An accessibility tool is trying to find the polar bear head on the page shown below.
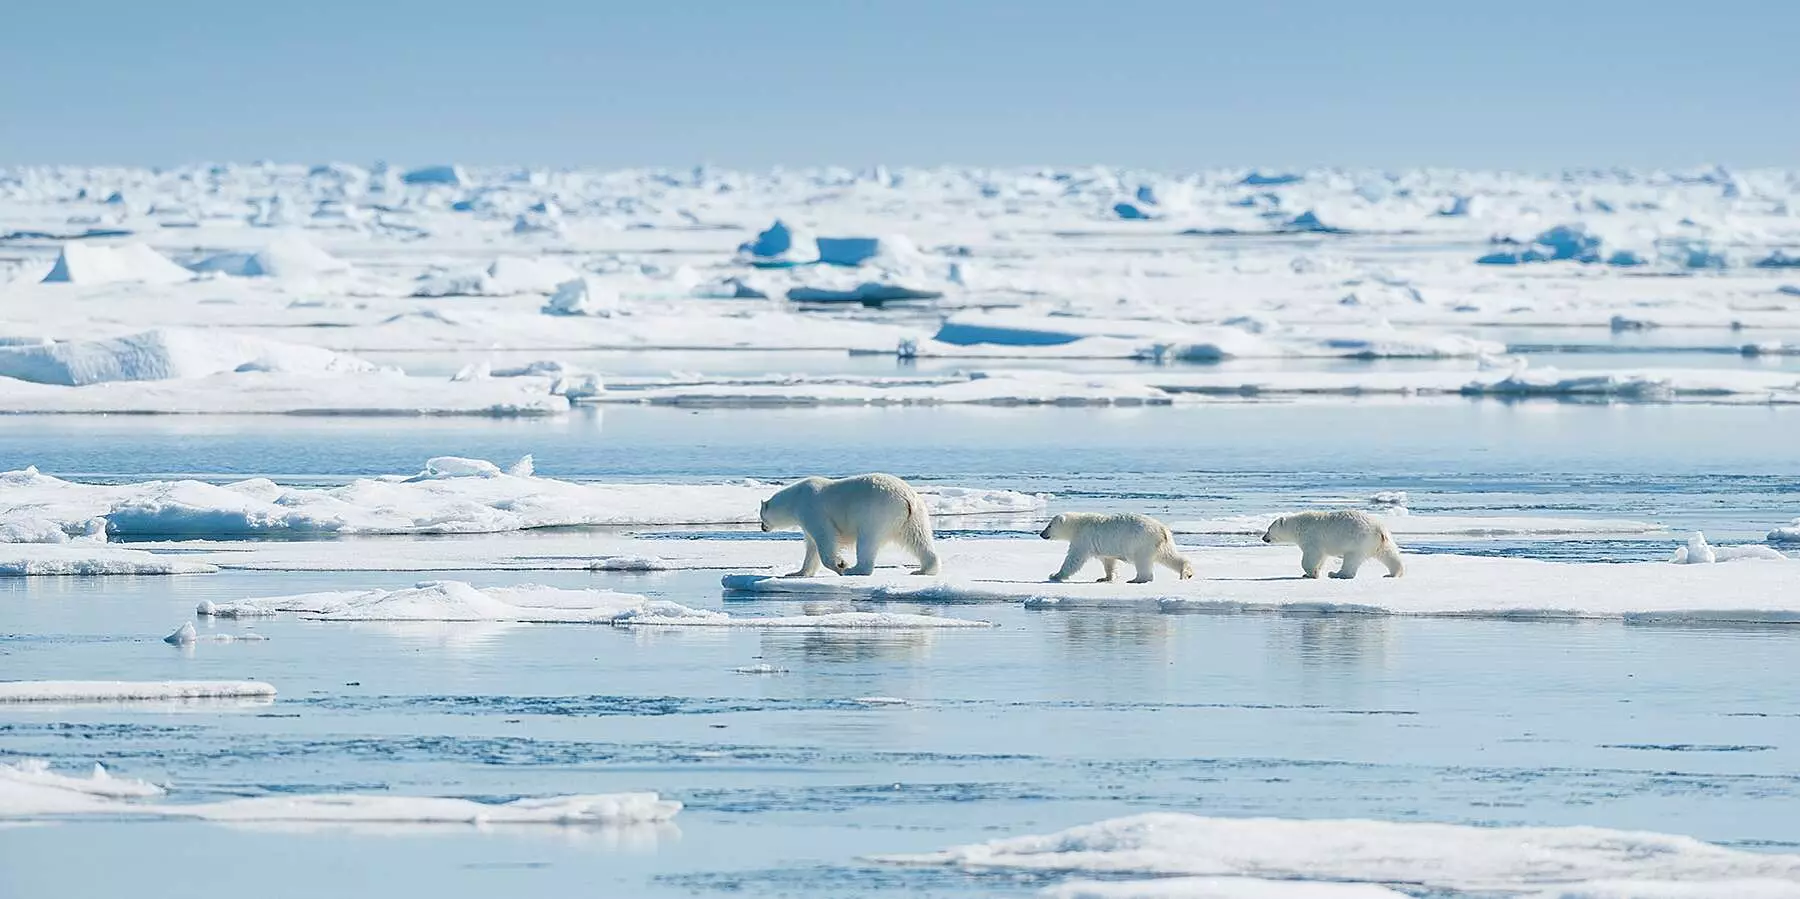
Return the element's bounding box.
[1040,513,1072,541]
[1261,516,1296,545]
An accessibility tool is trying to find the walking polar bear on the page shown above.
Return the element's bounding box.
[759,473,940,577]
[1041,512,1194,583]
[1262,510,1405,579]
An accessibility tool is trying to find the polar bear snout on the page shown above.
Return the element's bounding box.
[1039,525,1054,540]
[761,521,772,532]
[1261,531,1273,543]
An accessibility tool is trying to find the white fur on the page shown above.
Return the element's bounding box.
[1040,512,1194,583]
[759,473,940,577]
[1261,510,1405,579]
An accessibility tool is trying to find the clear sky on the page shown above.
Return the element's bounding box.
[4,0,1796,170]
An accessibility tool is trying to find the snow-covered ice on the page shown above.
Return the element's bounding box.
[0,460,1045,538]
[722,539,1798,622]
[0,543,218,576]
[878,812,1800,895]
[0,759,679,826]
[0,328,377,386]
[0,681,276,702]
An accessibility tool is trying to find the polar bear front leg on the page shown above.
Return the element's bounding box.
[1049,546,1090,582]
[1097,557,1118,582]
[786,535,824,577]
[1330,552,1367,579]
[841,530,881,576]
[1299,545,1327,579]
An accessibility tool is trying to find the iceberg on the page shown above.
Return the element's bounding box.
[40,242,191,284]
[186,234,349,278]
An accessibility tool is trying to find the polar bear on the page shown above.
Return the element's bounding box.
[759,473,940,577]
[1041,512,1194,583]
[1261,510,1404,579]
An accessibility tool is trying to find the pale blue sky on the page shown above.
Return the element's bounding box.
[4,0,1796,169]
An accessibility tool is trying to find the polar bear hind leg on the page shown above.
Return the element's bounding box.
[896,505,939,575]
[1097,557,1118,582]
[1128,551,1158,584]
[842,528,884,576]
[1299,545,1328,579]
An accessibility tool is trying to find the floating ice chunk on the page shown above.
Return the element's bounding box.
[1111,200,1159,220]
[732,664,787,675]
[738,219,819,266]
[1437,195,1476,217]
[0,759,678,826]
[0,681,276,702]
[164,621,197,644]
[876,812,1800,893]
[400,164,466,186]
[816,236,893,266]
[1754,251,1800,269]
[1766,519,1800,544]
[187,235,349,278]
[1478,225,1603,265]
[588,555,674,572]
[1671,533,1786,564]
[0,513,105,544]
[542,277,618,316]
[0,328,377,386]
[1672,532,1717,564]
[40,242,192,284]
[163,621,267,644]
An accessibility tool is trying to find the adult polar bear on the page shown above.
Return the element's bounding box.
[1261,510,1405,579]
[1041,512,1194,583]
[759,473,941,577]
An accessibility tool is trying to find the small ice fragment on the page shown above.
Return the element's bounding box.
[164,622,197,645]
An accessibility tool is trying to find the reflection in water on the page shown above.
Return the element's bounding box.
[1280,614,1393,669]
[756,628,936,665]
[1054,610,1173,659]
[344,621,517,654]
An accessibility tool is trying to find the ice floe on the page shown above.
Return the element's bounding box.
[0,328,377,385]
[722,540,1798,622]
[0,681,276,702]
[0,460,1046,538]
[186,235,349,279]
[0,543,218,575]
[877,812,1800,895]
[0,759,679,826]
[1670,532,1789,564]
[0,369,570,415]
[1171,512,1667,540]
[197,580,992,628]
[1769,519,1800,544]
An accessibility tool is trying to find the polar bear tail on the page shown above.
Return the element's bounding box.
[1375,533,1405,578]
[899,495,940,575]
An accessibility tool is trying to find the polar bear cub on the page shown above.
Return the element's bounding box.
[759,473,940,577]
[1041,512,1194,583]
[1261,510,1405,579]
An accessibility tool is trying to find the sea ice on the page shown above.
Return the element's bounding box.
[0,759,679,826]
[186,234,349,279]
[0,543,218,576]
[0,328,378,385]
[877,813,1800,894]
[721,540,1799,622]
[0,460,1046,538]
